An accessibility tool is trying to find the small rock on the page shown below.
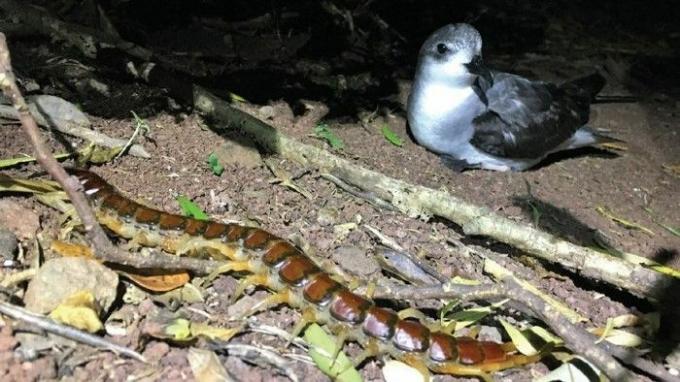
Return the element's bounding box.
[666,346,680,369]
[24,257,119,315]
[0,200,39,241]
[477,325,503,343]
[316,207,339,227]
[142,341,170,362]
[0,228,18,261]
[331,246,379,277]
[213,139,263,169]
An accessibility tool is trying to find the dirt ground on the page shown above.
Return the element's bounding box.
[1,0,679,381]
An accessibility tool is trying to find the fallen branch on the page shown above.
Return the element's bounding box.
[0,301,146,362]
[190,86,676,301]
[0,104,150,158]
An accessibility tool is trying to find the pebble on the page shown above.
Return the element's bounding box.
[24,257,119,315]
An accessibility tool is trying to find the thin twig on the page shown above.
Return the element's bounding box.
[0,104,150,158]
[320,173,396,211]
[0,301,146,362]
[372,282,504,301]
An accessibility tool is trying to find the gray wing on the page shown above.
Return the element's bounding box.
[470,73,586,159]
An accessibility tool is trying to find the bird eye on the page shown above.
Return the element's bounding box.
[436,43,448,54]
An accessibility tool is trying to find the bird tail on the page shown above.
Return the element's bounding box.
[581,126,627,151]
[561,72,606,101]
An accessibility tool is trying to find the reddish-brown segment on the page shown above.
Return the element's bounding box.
[135,207,161,225]
[303,273,341,305]
[262,241,297,267]
[429,333,459,362]
[278,255,320,286]
[158,213,186,231]
[330,289,371,323]
[184,219,208,236]
[457,337,485,365]
[65,168,541,377]
[203,222,228,239]
[393,320,430,352]
[244,229,274,249]
[363,307,398,339]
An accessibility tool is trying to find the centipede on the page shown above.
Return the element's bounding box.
[66,168,542,380]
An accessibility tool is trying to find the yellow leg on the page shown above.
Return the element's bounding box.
[287,308,316,346]
[330,328,349,369]
[231,290,294,320]
[364,280,377,299]
[206,260,255,283]
[352,338,380,367]
[229,274,271,304]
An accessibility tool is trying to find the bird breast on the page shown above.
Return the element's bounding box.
[408,82,483,153]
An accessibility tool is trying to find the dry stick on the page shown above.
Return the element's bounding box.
[192,87,675,301]
[0,34,222,277]
[372,282,505,301]
[0,301,146,362]
[0,105,151,158]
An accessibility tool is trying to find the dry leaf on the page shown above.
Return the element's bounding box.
[51,240,94,258]
[188,348,232,382]
[125,270,191,292]
[49,290,103,333]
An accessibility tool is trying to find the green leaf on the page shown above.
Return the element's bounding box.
[166,318,192,340]
[445,306,493,331]
[207,152,224,176]
[381,125,403,147]
[0,152,72,169]
[314,123,344,150]
[500,320,544,356]
[304,323,362,382]
[176,195,208,220]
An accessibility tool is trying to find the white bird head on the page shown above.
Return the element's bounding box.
[416,24,489,86]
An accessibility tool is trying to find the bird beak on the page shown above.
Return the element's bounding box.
[464,55,493,85]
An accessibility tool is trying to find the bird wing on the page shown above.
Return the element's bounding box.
[470,73,586,158]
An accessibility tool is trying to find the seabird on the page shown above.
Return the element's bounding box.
[407,23,619,171]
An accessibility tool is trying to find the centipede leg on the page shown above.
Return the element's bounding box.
[229,274,272,304]
[232,289,295,320]
[206,260,256,282]
[328,327,349,369]
[286,308,316,346]
[351,338,380,367]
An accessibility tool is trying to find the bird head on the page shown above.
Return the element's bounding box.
[417,24,491,86]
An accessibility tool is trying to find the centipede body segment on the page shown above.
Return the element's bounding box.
[67,168,542,379]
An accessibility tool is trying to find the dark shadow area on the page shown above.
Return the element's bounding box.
[510,192,600,247]
[532,147,621,171]
[652,248,679,266]
[8,0,679,122]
